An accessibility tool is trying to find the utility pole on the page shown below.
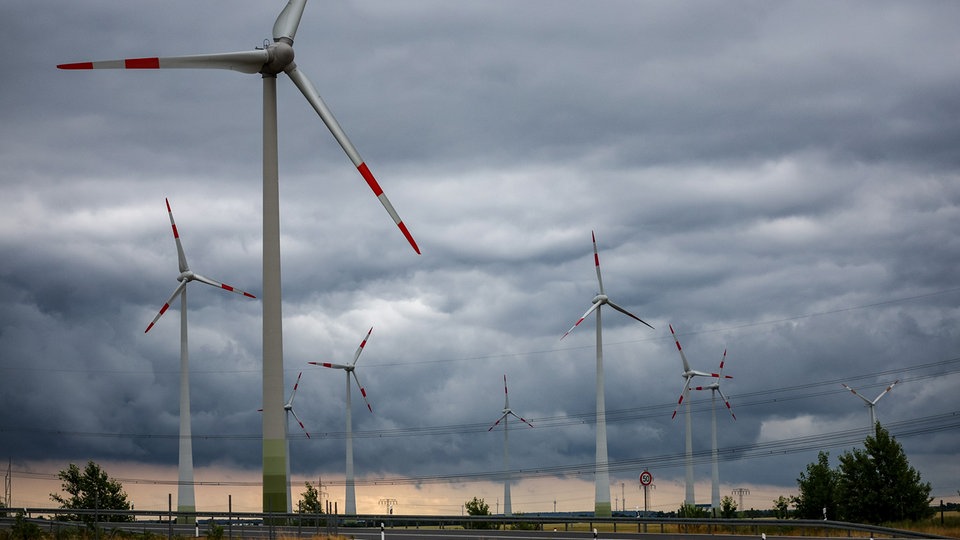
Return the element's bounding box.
[732,488,750,511]
[621,482,625,513]
[378,498,398,515]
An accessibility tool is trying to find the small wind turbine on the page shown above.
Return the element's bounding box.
[145,198,256,521]
[258,371,310,512]
[691,350,735,510]
[562,231,653,517]
[309,327,374,515]
[841,380,899,428]
[488,375,533,516]
[668,324,714,508]
[60,0,420,512]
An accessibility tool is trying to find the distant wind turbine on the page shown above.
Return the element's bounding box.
[60,0,420,512]
[668,324,714,508]
[309,327,374,515]
[691,350,735,510]
[260,371,311,512]
[841,380,899,428]
[145,198,256,521]
[562,231,654,517]
[488,375,533,516]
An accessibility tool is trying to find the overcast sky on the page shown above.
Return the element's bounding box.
[2,0,959,515]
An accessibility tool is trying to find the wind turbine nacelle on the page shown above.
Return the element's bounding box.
[178,271,195,282]
[261,41,295,75]
[592,294,608,304]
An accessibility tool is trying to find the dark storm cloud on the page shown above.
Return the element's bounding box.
[2,0,959,509]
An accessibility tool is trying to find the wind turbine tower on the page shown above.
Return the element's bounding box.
[145,199,256,521]
[488,375,533,516]
[562,231,654,516]
[691,350,735,510]
[841,380,899,428]
[310,327,375,515]
[60,0,420,513]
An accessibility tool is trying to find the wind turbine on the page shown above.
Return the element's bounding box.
[60,0,420,513]
[691,350,735,510]
[561,231,653,517]
[488,375,533,516]
[145,198,256,521]
[668,324,714,508]
[841,380,899,428]
[309,327,374,515]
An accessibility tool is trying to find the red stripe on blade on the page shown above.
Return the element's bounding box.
[357,163,384,196]
[125,57,160,69]
[58,62,94,70]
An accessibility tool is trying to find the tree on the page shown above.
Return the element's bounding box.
[772,495,790,519]
[296,481,323,526]
[720,495,738,518]
[795,451,837,519]
[463,497,494,529]
[464,496,490,516]
[835,424,932,524]
[298,481,322,515]
[50,461,132,523]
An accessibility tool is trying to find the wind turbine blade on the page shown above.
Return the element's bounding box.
[671,379,691,420]
[712,349,732,379]
[285,66,420,254]
[273,0,307,42]
[669,325,694,373]
[503,374,510,409]
[58,50,269,74]
[308,362,350,370]
[509,411,534,429]
[488,413,508,432]
[591,231,605,295]
[872,379,900,404]
[144,280,187,333]
[351,371,373,413]
[561,302,600,340]
[165,198,189,273]
[606,300,654,329]
[717,387,737,420]
[352,327,373,365]
[289,407,311,439]
[191,273,257,299]
[289,371,303,404]
[841,383,874,405]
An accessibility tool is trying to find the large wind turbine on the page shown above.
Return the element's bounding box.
[487,375,533,516]
[145,198,256,521]
[309,327,374,515]
[562,231,653,517]
[60,0,420,513]
[841,380,899,428]
[691,350,735,510]
[668,324,714,508]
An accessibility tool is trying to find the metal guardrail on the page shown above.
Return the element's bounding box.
[0,508,951,539]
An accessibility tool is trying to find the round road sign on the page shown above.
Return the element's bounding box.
[640,471,653,486]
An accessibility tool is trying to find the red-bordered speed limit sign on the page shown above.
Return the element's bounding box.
[639,471,653,486]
